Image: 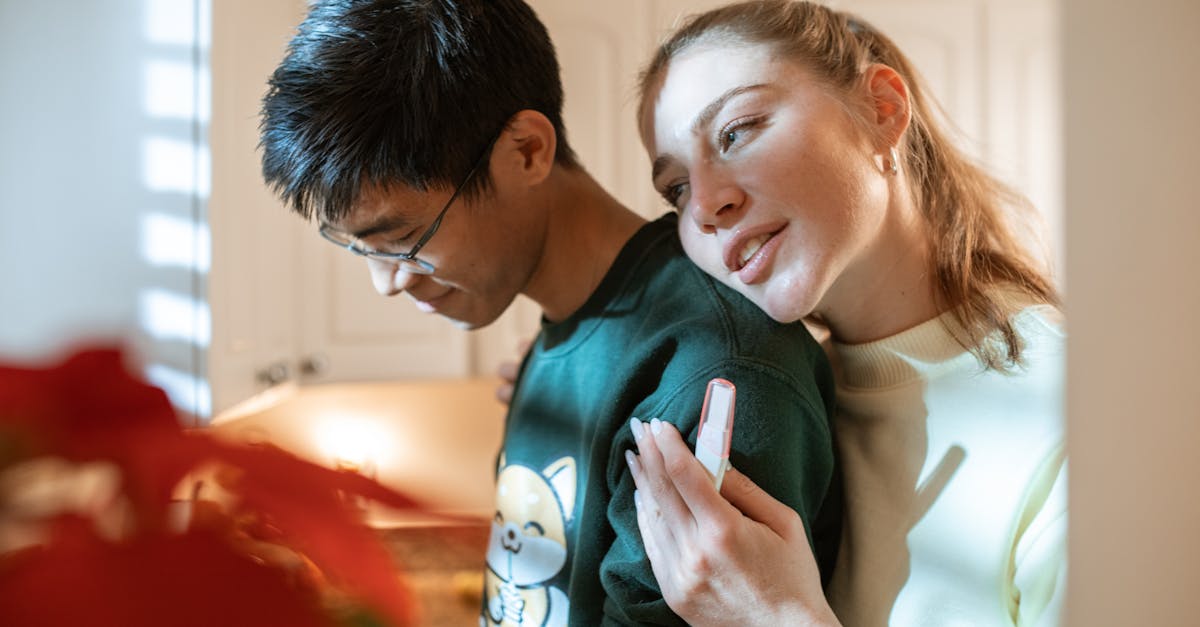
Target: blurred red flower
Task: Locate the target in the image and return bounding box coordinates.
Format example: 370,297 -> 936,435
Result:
0,347 -> 422,627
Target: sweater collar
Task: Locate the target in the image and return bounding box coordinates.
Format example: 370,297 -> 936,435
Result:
833,310 -> 970,390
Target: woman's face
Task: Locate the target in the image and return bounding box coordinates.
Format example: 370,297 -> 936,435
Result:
641,42 -> 892,323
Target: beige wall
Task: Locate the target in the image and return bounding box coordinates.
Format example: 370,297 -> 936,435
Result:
1063,0 -> 1200,624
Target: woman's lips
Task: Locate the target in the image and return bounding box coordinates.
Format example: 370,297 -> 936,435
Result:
725,224 -> 785,285
735,234 -> 773,267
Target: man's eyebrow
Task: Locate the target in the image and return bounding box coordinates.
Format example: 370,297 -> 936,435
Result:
651,83 -> 770,182
321,215 -> 415,240
352,217 -> 413,240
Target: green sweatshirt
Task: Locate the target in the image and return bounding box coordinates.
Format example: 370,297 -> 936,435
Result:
481,214 -> 838,626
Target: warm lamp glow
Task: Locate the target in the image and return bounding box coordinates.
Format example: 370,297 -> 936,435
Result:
313,417 -> 393,476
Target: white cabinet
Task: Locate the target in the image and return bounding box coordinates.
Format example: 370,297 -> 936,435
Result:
526,0 -> 664,218
206,0 -> 1060,417
208,0 -> 305,414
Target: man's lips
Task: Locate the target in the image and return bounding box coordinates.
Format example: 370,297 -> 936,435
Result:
410,288 -> 453,312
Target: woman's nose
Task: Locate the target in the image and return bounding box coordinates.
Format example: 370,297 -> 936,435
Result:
367,258 -> 420,296
688,169 -> 744,234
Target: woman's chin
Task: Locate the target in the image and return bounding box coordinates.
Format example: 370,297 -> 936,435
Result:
723,271 -> 814,324
755,291 -> 810,325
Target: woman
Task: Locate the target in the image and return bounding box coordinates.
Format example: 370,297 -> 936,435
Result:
625,1 -> 1066,625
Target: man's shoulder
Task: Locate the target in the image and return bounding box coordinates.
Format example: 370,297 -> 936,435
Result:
627,219 -> 812,322
640,264 -> 823,365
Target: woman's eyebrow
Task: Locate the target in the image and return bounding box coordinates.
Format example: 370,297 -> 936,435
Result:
651,155 -> 675,182
688,83 -> 769,136
652,83 -> 771,181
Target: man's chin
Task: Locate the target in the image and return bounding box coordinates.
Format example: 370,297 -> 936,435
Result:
451,318 -> 482,331
443,309 -> 506,332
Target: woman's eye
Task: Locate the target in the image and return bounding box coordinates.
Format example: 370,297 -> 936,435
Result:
661,181 -> 689,209
722,129 -> 740,149
718,116 -> 763,152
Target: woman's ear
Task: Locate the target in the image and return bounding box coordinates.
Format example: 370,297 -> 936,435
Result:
863,63 -> 911,148
493,109 -> 557,188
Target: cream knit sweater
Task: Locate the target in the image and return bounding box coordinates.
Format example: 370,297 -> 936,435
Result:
826,305 -> 1066,627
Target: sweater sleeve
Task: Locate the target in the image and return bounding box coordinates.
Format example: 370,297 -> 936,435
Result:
597,360 -> 837,625
1014,460 -> 1068,627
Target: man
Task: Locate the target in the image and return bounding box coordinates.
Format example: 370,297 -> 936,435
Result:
260,1 -> 838,624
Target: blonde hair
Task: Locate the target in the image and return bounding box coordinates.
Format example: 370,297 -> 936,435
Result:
639,0 -> 1059,370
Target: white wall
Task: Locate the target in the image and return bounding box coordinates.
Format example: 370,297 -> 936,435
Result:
0,0 -> 209,416
1063,0 -> 1200,624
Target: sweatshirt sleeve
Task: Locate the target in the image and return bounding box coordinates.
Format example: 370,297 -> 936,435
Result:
597,360 -> 837,625
1013,459 -> 1068,627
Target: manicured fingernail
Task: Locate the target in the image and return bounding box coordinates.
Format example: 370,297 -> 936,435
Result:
624,448 -> 639,471
630,417 -> 645,441
633,489 -> 642,510
650,418 -> 663,435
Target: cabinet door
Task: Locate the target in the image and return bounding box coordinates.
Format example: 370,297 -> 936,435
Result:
209,0 -> 307,414
528,0 -> 667,219
986,0 -> 1063,281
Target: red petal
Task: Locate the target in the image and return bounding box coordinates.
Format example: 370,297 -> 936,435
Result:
0,516 -> 333,627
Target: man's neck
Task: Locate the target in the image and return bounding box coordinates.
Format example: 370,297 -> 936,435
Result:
522,167 -> 647,322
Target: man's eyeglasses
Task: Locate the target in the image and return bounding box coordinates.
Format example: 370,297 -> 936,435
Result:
318,142 -> 493,275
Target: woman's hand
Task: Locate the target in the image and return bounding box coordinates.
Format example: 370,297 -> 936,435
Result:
625,418 -> 840,627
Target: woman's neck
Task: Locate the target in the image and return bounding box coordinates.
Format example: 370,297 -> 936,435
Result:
817,191 -> 944,346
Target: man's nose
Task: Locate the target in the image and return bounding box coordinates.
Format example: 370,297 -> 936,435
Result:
366,258 -> 420,296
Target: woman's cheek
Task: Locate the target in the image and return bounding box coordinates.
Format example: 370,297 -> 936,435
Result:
678,227 -> 722,277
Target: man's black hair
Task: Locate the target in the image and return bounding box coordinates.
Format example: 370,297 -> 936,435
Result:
260,0 -> 578,222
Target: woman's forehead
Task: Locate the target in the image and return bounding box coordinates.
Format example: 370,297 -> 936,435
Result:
648,45 -> 818,134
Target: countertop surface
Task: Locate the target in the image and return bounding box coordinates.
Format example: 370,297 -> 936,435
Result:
209,377 -> 508,525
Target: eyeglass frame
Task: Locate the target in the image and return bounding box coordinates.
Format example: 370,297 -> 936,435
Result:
317,139 -> 495,275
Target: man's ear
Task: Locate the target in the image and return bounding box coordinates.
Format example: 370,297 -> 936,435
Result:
494,109 -> 557,187
863,63 -> 911,148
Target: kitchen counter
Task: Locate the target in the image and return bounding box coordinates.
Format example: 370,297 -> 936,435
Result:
210,377 -> 507,524
209,378 -> 506,623
381,522 -> 489,626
